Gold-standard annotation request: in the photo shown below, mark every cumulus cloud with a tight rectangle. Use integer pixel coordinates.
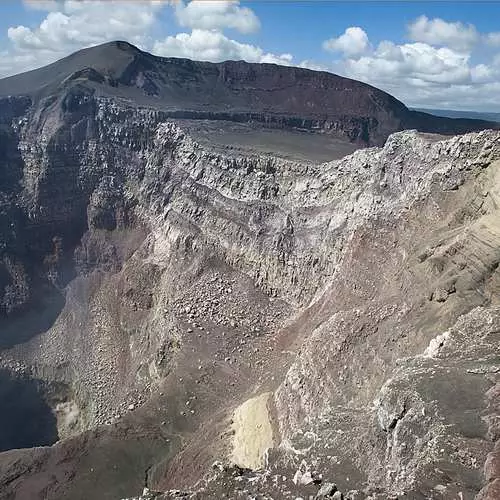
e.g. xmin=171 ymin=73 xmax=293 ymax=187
xmin=323 ymin=18 xmax=500 ymax=110
xmin=153 ymin=29 xmax=292 ymax=65
xmin=345 ymin=41 xmax=472 ymax=86
xmin=298 ymin=60 xmax=330 ymax=72
xmin=323 ymin=27 xmax=369 ymax=57
xmin=0 ymin=1 xmax=169 ymax=76
xmin=408 ymin=15 xmax=478 ymax=52
xmin=3 ymin=5 xmax=500 ymax=112
xmin=9 ymin=1 xmax=163 ymax=53
xmin=174 ymin=1 xmax=260 ymax=34
xmin=153 ymin=1 xmax=290 ymax=65
xmin=0 ymin=0 xmax=292 ymax=77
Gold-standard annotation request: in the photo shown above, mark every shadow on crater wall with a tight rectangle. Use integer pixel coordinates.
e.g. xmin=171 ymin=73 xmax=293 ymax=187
xmin=0 ymin=369 xmax=58 ymax=452
xmin=0 ymin=287 xmax=66 ymax=350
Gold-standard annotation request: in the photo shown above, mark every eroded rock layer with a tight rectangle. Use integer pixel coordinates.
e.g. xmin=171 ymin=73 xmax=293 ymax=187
xmin=0 ymin=41 xmax=498 ymax=147
xmin=0 ymin=83 xmax=499 ymax=500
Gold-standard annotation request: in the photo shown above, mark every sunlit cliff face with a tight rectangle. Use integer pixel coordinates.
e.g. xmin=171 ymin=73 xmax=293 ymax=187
xmin=0 ymin=42 xmax=499 ymax=500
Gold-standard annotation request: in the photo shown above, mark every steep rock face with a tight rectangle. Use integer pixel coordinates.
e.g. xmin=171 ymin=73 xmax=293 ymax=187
xmin=270 ymin=139 xmax=500 ymax=499
xmin=0 ymin=41 xmax=497 ymax=147
xmin=0 ymin=83 xmax=499 ymax=500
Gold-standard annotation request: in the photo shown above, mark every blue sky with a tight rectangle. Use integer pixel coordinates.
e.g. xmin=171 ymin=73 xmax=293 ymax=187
xmin=249 ymin=2 xmax=500 ymax=62
xmin=1 ymin=1 xmax=500 ymax=111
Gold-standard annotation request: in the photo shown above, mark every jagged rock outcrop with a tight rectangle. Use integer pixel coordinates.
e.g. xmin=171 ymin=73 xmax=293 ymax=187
xmin=0 ymin=45 xmax=499 ymax=500
xmin=0 ymin=41 xmax=497 ymax=147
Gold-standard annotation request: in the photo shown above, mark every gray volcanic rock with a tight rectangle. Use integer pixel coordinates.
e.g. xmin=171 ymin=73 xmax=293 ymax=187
xmin=0 ymin=41 xmax=497 ymax=147
xmin=0 ymin=43 xmax=499 ymax=500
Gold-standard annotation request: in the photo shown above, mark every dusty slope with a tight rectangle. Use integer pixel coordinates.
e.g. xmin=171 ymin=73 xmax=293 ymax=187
xmin=0 ymin=82 xmax=499 ymax=500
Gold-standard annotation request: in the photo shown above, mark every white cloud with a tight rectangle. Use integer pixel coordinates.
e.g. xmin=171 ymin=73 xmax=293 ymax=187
xmin=0 ymin=48 xmax=44 ymax=79
xmin=3 ymin=6 xmax=500 ymax=112
xmin=338 ymin=40 xmax=476 ymax=101
xmin=471 ymin=63 xmax=498 ymax=83
xmin=154 ymin=1 xmax=283 ymax=65
xmin=322 ymin=19 xmax=500 ymax=111
xmin=485 ymin=32 xmax=500 ymax=47
xmin=174 ymin=1 xmax=260 ymax=34
xmin=358 ymin=41 xmax=471 ymax=85
xmin=298 ymin=60 xmax=330 ymax=72
xmin=407 ymin=15 xmax=478 ymax=52
xmin=8 ymin=1 xmax=164 ymax=53
xmin=1 ymin=0 xmax=279 ymax=77
xmin=153 ymin=29 xmax=292 ymax=65
xmin=323 ymin=27 xmax=369 ymax=57
xmin=0 ymin=0 xmax=168 ymax=77
xmin=407 ymin=80 xmax=500 ymax=111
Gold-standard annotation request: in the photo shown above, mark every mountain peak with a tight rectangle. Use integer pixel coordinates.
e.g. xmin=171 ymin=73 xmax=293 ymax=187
xmin=0 ymin=41 xmax=497 ymax=145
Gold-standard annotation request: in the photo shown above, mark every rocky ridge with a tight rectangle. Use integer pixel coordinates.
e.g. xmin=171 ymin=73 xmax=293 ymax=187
xmin=0 ymin=41 xmax=498 ymax=147
xmin=0 ymin=71 xmax=499 ymax=499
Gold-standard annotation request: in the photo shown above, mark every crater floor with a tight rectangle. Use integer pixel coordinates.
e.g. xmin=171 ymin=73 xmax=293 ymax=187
xmin=0 ymin=90 xmax=499 ymax=500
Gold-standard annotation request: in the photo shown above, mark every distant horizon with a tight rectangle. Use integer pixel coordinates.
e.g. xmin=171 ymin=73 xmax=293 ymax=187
xmin=0 ymin=38 xmax=498 ymax=117
xmin=413 ymin=106 xmax=500 ymax=113
xmin=1 ymin=2 xmax=500 ymax=112
xmin=411 ymin=106 xmax=500 ymax=120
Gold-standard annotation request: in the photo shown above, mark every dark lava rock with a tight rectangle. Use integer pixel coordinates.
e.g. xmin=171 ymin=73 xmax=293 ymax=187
xmin=0 ymin=41 xmax=497 ymax=146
